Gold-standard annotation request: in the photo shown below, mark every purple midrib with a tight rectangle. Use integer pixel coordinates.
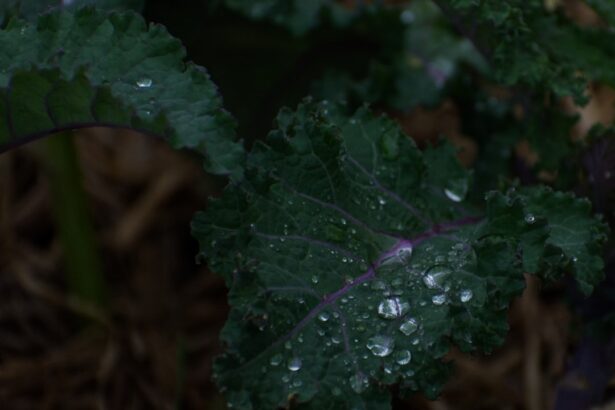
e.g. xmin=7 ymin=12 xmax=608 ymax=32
xmin=287 ymin=215 xmax=483 ymax=339
xmin=226 ymin=215 xmax=482 ymax=375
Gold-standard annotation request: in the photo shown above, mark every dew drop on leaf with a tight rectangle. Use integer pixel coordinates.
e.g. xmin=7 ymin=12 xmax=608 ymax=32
xmin=367 ymin=335 xmax=395 ymax=357
xmin=459 ymin=289 xmax=473 ymax=303
xmin=399 ymin=317 xmax=419 ymax=336
xmin=135 ymin=77 xmax=153 ymax=88
xmin=432 ymin=294 xmax=447 ymax=305
xmin=444 ymin=188 xmax=463 ymax=202
xmin=422 ymin=267 xmax=451 ymax=289
xmin=349 ymin=373 xmax=369 ymax=393
xmin=318 ymin=311 xmax=330 ymax=322
xmin=525 ymin=214 xmax=536 ymax=224
xmin=382 ymin=244 xmax=413 ymax=265
xmin=288 ymin=357 xmax=302 ymax=372
xmin=395 ymin=350 xmax=412 ymax=365
xmin=270 ymin=354 xmax=282 ymax=366
xmin=371 ymin=280 xmax=387 ymax=290
xmin=377 ymin=297 xmax=410 ymax=319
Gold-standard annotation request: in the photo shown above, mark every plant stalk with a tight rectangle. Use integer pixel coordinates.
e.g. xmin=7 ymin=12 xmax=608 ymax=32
xmin=42 ymin=131 xmax=107 ymax=308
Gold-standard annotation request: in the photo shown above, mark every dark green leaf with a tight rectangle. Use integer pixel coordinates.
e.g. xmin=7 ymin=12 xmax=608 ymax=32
xmin=0 ymin=8 xmax=244 ymax=178
xmin=192 ymin=101 xmax=607 ymax=408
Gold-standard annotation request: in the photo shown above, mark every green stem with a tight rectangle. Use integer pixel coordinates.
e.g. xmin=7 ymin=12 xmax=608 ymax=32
xmin=42 ymin=131 xmax=107 ymax=308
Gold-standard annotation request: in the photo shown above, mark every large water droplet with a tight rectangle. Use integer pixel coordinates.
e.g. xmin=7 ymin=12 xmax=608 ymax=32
xmin=318 ymin=311 xmax=330 ymax=322
xmin=423 ymin=267 xmax=451 ymax=289
xmin=399 ymin=317 xmax=418 ymax=336
xmin=432 ymin=294 xmax=447 ymax=305
xmin=288 ymin=357 xmax=302 ymax=372
xmin=459 ymin=289 xmax=473 ymax=303
xmin=525 ymin=214 xmax=536 ymax=224
xmin=367 ymin=335 xmax=395 ymax=357
xmin=444 ymin=180 xmax=467 ymax=203
xmin=377 ymin=297 xmax=410 ymax=319
xmin=349 ymin=373 xmax=369 ymax=393
xmin=444 ymin=189 xmax=463 ymax=202
xmin=382 ymin=244 xmax=413 ymax=266
xmin=395 ymin=350 xmax=412 ymax=365
xmin=136 ymin=77 xmax=153 ymax=88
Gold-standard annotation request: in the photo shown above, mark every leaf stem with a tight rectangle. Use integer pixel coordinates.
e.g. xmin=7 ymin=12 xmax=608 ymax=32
xmin=42 ymin=131 xmax=107 ymax=308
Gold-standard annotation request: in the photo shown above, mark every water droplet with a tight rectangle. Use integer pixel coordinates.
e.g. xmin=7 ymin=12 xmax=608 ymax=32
xmin=371 ymin=280 xmax=387 ymax=290
xmin=432 ymin=294 xmax=447 ymax=305
xmin=381 ymin=244 xmax=413 ymax=266
xmin=288 ymin=357 xmax=302 ymax=372
xmin=378 ymin=196 xmax=387 ymax=206
xmin=135 ymin=77 xmax=153 ymax=88
xmin=444 ymin=188 xmax=463 ymax=202
xmin=423 ymin=267 xmax=451 ymax=289
xmin=367 ymin=335 xmax=395 ymax=357
xmin=525 ymin=214 xmax=536 ymax=224
xmin=395 ymin=350 xmax=412 ymax=365
xmin=459 ymin=289 xmax=473 ymax=303
xmin=311 ymin=275 xmax=319 ymax=284
xmin=378 ymin=297 xmax=410 ymax=319
xmin=400 ymin=9 xmax=415 ymax=24
xmin=399 ymin=317 xmax=418 ymax=336
xmin=318 ymin=311 xmax=330 ymax=322
xmin=349 ymin=373 xmax=369 ymax=393
xmin=270 ymin=354 xmax=282 ymax=366
xmin=397 ymin=245 xmax=413 ymax=264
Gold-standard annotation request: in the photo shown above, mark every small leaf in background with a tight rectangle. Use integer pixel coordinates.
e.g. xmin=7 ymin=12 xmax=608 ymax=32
xmin=0 ymin=0 xmax=145 ymax=24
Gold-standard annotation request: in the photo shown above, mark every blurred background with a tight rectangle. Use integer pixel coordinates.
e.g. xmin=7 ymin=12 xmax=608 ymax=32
xmin=1 ymin=0 xmax=615 ymax=409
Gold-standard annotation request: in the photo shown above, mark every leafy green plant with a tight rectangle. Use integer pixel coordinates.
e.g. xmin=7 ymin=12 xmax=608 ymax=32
xmin=1 ymin=0 xmax=614 ymax=408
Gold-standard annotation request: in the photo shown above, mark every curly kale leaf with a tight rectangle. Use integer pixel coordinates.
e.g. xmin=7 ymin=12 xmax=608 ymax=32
xmin=435 ymin=0 xmax=615 ymax=104
xmin=312 ymin=0 xmax=486 ymax=112
xmin=0 ymin=7 xmax=244 ymax=178
xmin=192 ymin=102 xmax=607 ymax=409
